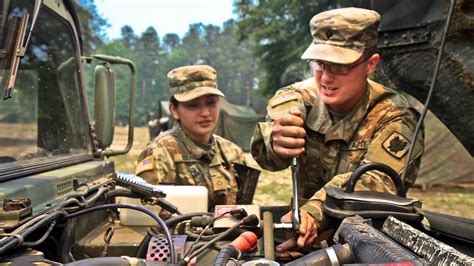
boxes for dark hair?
[170,96,179,108]
[364,47,378,58]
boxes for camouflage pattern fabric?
[251,78,424,230]
[136,123,247,208]
[167,65,224,102]
[301,7,381,64]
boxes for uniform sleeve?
[301,110,424,231]
[135,141,176,185]
[250,87,307,171]
[250,121,291,171]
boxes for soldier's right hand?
[271,106,306,158]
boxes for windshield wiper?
[2,0,41,100]
[2,14,28,100]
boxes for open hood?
[355,0,473,155]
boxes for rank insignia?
[382,132,410,159]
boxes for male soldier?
[251,7,424,251]
[136,65,248,209]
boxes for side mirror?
[86,54,136,157]
[94,64,115,149]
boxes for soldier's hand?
[272,106,306,158]
[276,209,318,252]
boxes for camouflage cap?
[167,65,224,102]
[301,7,380,64]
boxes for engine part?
[285,244,354,266]
[382,216,474,265]
[119,185,208,226]
[334,216,428,264]
[262,211,275,261]
[147,235,187,263]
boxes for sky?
[95,0,236,40]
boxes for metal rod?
[291,157,301,235]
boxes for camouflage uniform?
[136,124,246,208]
[136,65,247,208]
[251,8,424,230]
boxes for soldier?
[251,7,424,251]
[136,65,247,209]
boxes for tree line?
[77,0,349,126]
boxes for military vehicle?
[0,0,472,265]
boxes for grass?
[112,126,474,219]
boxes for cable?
[66,203,176,264]
[401,0,456,183]
[185,214,259,262]
[184,208,248,259]
[21,221,57,247]
[0,210,65,255]
[136,211,212,258]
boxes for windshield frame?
[0,0,94,182]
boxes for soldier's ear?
[169,103,180,120]
[366,53,380,75]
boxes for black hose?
[214,246,240,266]
[57,217,77,263]
[165,212,213,227]
[346,162,406,197]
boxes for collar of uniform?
[305,81,373,144]
[305,95,331,132]
[323,85,371,143]
[173,124,217,161]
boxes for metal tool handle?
[291,157,300,235]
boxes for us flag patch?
[269,93,298,108]
[135,156,155,175]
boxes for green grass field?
[112,126,474,219]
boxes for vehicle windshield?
[0,0,91,179]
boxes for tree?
[74,0,107,54]
[121,25,138,49]
[234,0,349,94]
[162,33,180,53]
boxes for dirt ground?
[112,126,474,219]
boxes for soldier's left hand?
[275,209,318,252]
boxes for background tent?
[214,98,265,151]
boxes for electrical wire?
[401,0,456,182]
[183,210,232,259]
[184,214,258,262]
[22,221,57,247]
[136,211,212,258]
[65,203,176,264]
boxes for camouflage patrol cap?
[167,65,224,102]
[301,7,380,64]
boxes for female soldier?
[135,65,247,209]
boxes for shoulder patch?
[382,132,410,159]
[135,156,155,175]
[269,93,298,108]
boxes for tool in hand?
[291,157,301,236]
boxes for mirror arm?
[91,54,137,157]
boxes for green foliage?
[75,0,108,54]
[234,0,350,94]
[78,1,353,125]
